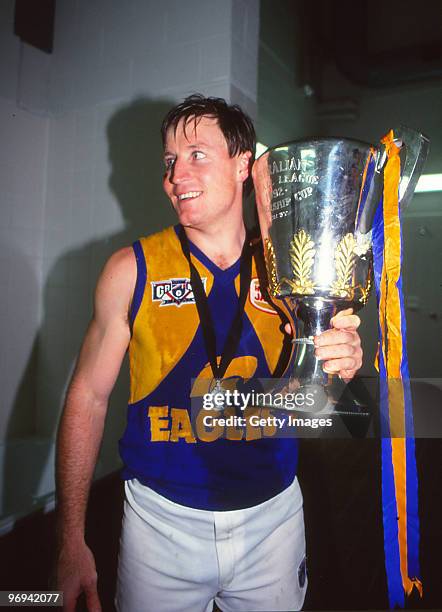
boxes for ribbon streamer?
[372,130,423,608]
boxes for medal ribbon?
[372,130,423,607]
[178,226,253,383]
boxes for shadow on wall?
[3,97,177,523]
[0,246,40,521]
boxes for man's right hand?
[56,541,102,612]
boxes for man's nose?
[170,158,190,184]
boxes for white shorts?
[115,477,307,612]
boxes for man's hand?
[314,308,362,381]
[284,308,363,381]
[56,540,101,612]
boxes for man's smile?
[177,191,203,201]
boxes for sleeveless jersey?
[119,225,299,511]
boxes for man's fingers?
[316,343,357,360]
[62,593,77,612]
[330,308,361,331]
[333,308,353,318]
[315,329,360,348]
[323,357,360,374]
[84,583,102,612]
[283,308,363,378]
[330,314,361,330]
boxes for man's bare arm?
[55,247,136,612]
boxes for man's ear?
[238,150,253,182]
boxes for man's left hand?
[284,308,363,382]
[314,308,362,381]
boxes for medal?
[178,226,253,413]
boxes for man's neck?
[183,221,246,270]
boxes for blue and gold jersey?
[119,225,299,510]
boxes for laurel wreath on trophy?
[265,230,372,302]
[329,233,358,299]
[329,233,372,301]
[281,229,316,295]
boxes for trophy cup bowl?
[252,128,429,413]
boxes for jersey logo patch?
[151,278,206,307]
[249,278,277,314]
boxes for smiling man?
[56,95,362,612]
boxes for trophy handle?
[381,126,430,211]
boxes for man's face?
[163,116,251,230]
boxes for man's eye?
[192,151,206,160]
[164,158,175,170]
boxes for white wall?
[0,0,261,523]
[0,99,48,439]
[0,0,52,525]
[0,0,52,438]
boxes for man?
[56,95,362,611]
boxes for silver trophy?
[252,127,429,412]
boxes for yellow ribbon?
[378,130,423,598]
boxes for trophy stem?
[282,298,340,410]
